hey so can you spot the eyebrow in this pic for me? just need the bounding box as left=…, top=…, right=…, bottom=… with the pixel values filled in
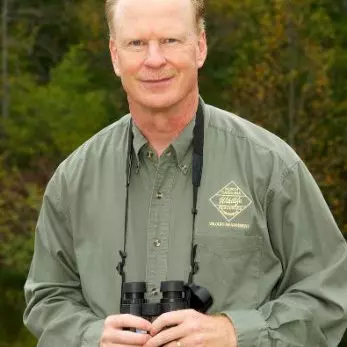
left=120, top=32, right=189, bottom=44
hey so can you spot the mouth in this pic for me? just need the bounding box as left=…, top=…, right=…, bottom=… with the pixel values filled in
left=140, top=76, right=175, bottom=88
left=141, top=77, right=174, bottom=83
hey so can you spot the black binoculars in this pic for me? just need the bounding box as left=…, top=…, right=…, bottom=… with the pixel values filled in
left=120, top=280, right=213, bottom=322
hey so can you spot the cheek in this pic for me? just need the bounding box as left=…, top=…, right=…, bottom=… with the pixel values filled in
left=167, top=57, right=197, bottom=75
left=118, top=55, right=143, bottom=76
left=178, top=49, right=201, bottom=69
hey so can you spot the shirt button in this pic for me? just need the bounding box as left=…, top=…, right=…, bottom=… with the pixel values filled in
left=166, top=151, right=172, bottom=157
left=150, top=288, right=159, bottom=296
left=156, top=192, right=163, bottom=199
left=153, top=239, right=161, bottom=247
left=147, top=151, right=154, bottom=159
left=181, top=165, right=189, bottom=174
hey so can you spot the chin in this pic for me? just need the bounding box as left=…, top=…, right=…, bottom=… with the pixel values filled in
left=138, top=93, right=182, bottom=111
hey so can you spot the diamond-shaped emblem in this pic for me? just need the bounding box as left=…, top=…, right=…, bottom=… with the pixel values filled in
left=210, top=182, right=252, bottom=222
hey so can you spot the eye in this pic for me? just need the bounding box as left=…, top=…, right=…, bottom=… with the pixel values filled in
left=162, top=38, right=178, bottom=44
left=129, top=40, right=145, bottom=47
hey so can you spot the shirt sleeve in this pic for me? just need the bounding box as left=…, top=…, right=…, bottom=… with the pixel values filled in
left=23, top=170, right=104, bottom=347
left=222, top=161, right=347, bottom=347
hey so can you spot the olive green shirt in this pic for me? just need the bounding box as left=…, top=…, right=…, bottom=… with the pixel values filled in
left=24, top=100, right=347, bottom=346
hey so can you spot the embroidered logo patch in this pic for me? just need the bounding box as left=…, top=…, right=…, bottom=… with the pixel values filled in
left=210, top=181, right=252, bottom=222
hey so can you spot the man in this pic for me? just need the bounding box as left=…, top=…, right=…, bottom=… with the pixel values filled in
left=23, top=0, right=347, bottom=346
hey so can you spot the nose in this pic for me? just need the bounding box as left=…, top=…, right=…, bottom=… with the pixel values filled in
left=144, top=42, right=166, bottom=68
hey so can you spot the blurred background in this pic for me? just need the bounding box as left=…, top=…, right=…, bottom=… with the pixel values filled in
left=0, top=0, right=346, bottom=346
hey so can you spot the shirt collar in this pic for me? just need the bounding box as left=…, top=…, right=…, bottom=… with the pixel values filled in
left=170, top=117, right=195, bottom=165
left=171, top=96, right=209, bottom=165
left=132, top=122, right=148, bottom=165
left=130, top=96, right=209, bottom=166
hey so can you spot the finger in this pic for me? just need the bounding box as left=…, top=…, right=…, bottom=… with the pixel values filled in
left=162, top=334, right=193, bottom=347
left=163, top=333, right=204, bottom=347
left=105, top=314, right=152, bottom=331
left=144, top=324, right=189, bottom=347
left=150, top=310, right=195, bottom=335
left=102, top=328, right=151, bottom=345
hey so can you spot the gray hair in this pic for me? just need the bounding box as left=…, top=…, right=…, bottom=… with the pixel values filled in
left=105, top=0, right=206, bottom=36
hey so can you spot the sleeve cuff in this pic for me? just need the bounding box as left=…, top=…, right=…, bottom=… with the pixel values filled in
left=82, top=319, right=104, bottom=347
left=221, top=309, right=267, bottom=347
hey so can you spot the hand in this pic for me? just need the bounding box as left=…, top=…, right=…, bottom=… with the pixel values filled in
left=143, top=309, right=237, bottom=347
left=100, top=314, right=152, bottom=346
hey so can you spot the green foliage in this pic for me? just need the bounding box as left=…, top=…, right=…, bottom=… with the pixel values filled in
left=0, top=157, right=42, bottom=275
left=2, top=45, right=109, bottom=167
left=0, top=156, right=41, bottom=345
left=0, top=269, right=34, bottom=345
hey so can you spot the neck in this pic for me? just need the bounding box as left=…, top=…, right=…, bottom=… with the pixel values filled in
left=129, top=93, right=199, bottom=156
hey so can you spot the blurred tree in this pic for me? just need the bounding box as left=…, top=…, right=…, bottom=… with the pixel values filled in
left=0, top=155, right=42, bottom=344
left=1, top=44, right=109, bottom=171
left=0, top=0, right=346, bottom=346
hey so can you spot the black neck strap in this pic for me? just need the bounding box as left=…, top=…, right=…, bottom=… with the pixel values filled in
left=189, top=100, right=204, bottom=283
left=115, top=120, right=133, bottom=295
left=117, top=100, right=205, bottom=297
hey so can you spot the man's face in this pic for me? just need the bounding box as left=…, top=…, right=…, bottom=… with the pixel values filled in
left=109, top=0, right=207, bottom=111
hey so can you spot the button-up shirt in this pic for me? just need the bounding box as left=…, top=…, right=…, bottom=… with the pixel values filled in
left=24, top=100, right=347, bottom=347
left=127, top=119, right=196, bottom=296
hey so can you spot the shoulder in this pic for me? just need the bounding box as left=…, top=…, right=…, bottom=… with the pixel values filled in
left=49, top=114, right=130, bottom=189
left=65, top=114, right=130, bottom=164
left=205, top=103, right=300, bottom=169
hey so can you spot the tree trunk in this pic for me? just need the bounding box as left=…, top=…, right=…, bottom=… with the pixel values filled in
left=2, top=0, right=9, bottom=119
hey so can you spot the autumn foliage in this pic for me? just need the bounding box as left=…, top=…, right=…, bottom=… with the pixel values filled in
left=0, top=0, right=346, bottom=345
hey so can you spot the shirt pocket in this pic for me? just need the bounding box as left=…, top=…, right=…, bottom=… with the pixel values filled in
left=194, top=233, right=262, bottom=313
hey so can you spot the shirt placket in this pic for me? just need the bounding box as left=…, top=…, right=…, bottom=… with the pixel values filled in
left=145, top=149, right=177, bottom=298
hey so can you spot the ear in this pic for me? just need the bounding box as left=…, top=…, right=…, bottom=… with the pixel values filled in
left=109, top=38, right=121, bottom=77
left=197, top=31, right=208, bottom=69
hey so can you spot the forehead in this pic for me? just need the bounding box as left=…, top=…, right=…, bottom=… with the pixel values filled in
left=113, top=0, right=196, bottom=38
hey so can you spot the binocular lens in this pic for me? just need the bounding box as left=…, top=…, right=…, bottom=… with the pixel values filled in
left=160, top=280, right=187, bottom=312
left=123, top=282, right=147, bottom=303
left=121, top=282, right=147, bottom=315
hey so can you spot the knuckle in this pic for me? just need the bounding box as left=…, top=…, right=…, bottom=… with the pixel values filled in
left=117, top=313, right=128, bottom=324
left=159, top=312, right=170, bottom=326
left=193, top=309, right=201, bottom=318
left=193, top=334, right=204, bottom=347
left=104, top=314, right=127, bottom=329
left=189, top=319, right=200, bottom=333
left=104, top=315, right=114, bottom=327
left=186, top=309, right=199, bottom=319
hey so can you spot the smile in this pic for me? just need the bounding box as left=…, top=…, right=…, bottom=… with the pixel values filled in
left=142, top=77, right=173, bottom=83
left=140, top=77, right=174, bottom=87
